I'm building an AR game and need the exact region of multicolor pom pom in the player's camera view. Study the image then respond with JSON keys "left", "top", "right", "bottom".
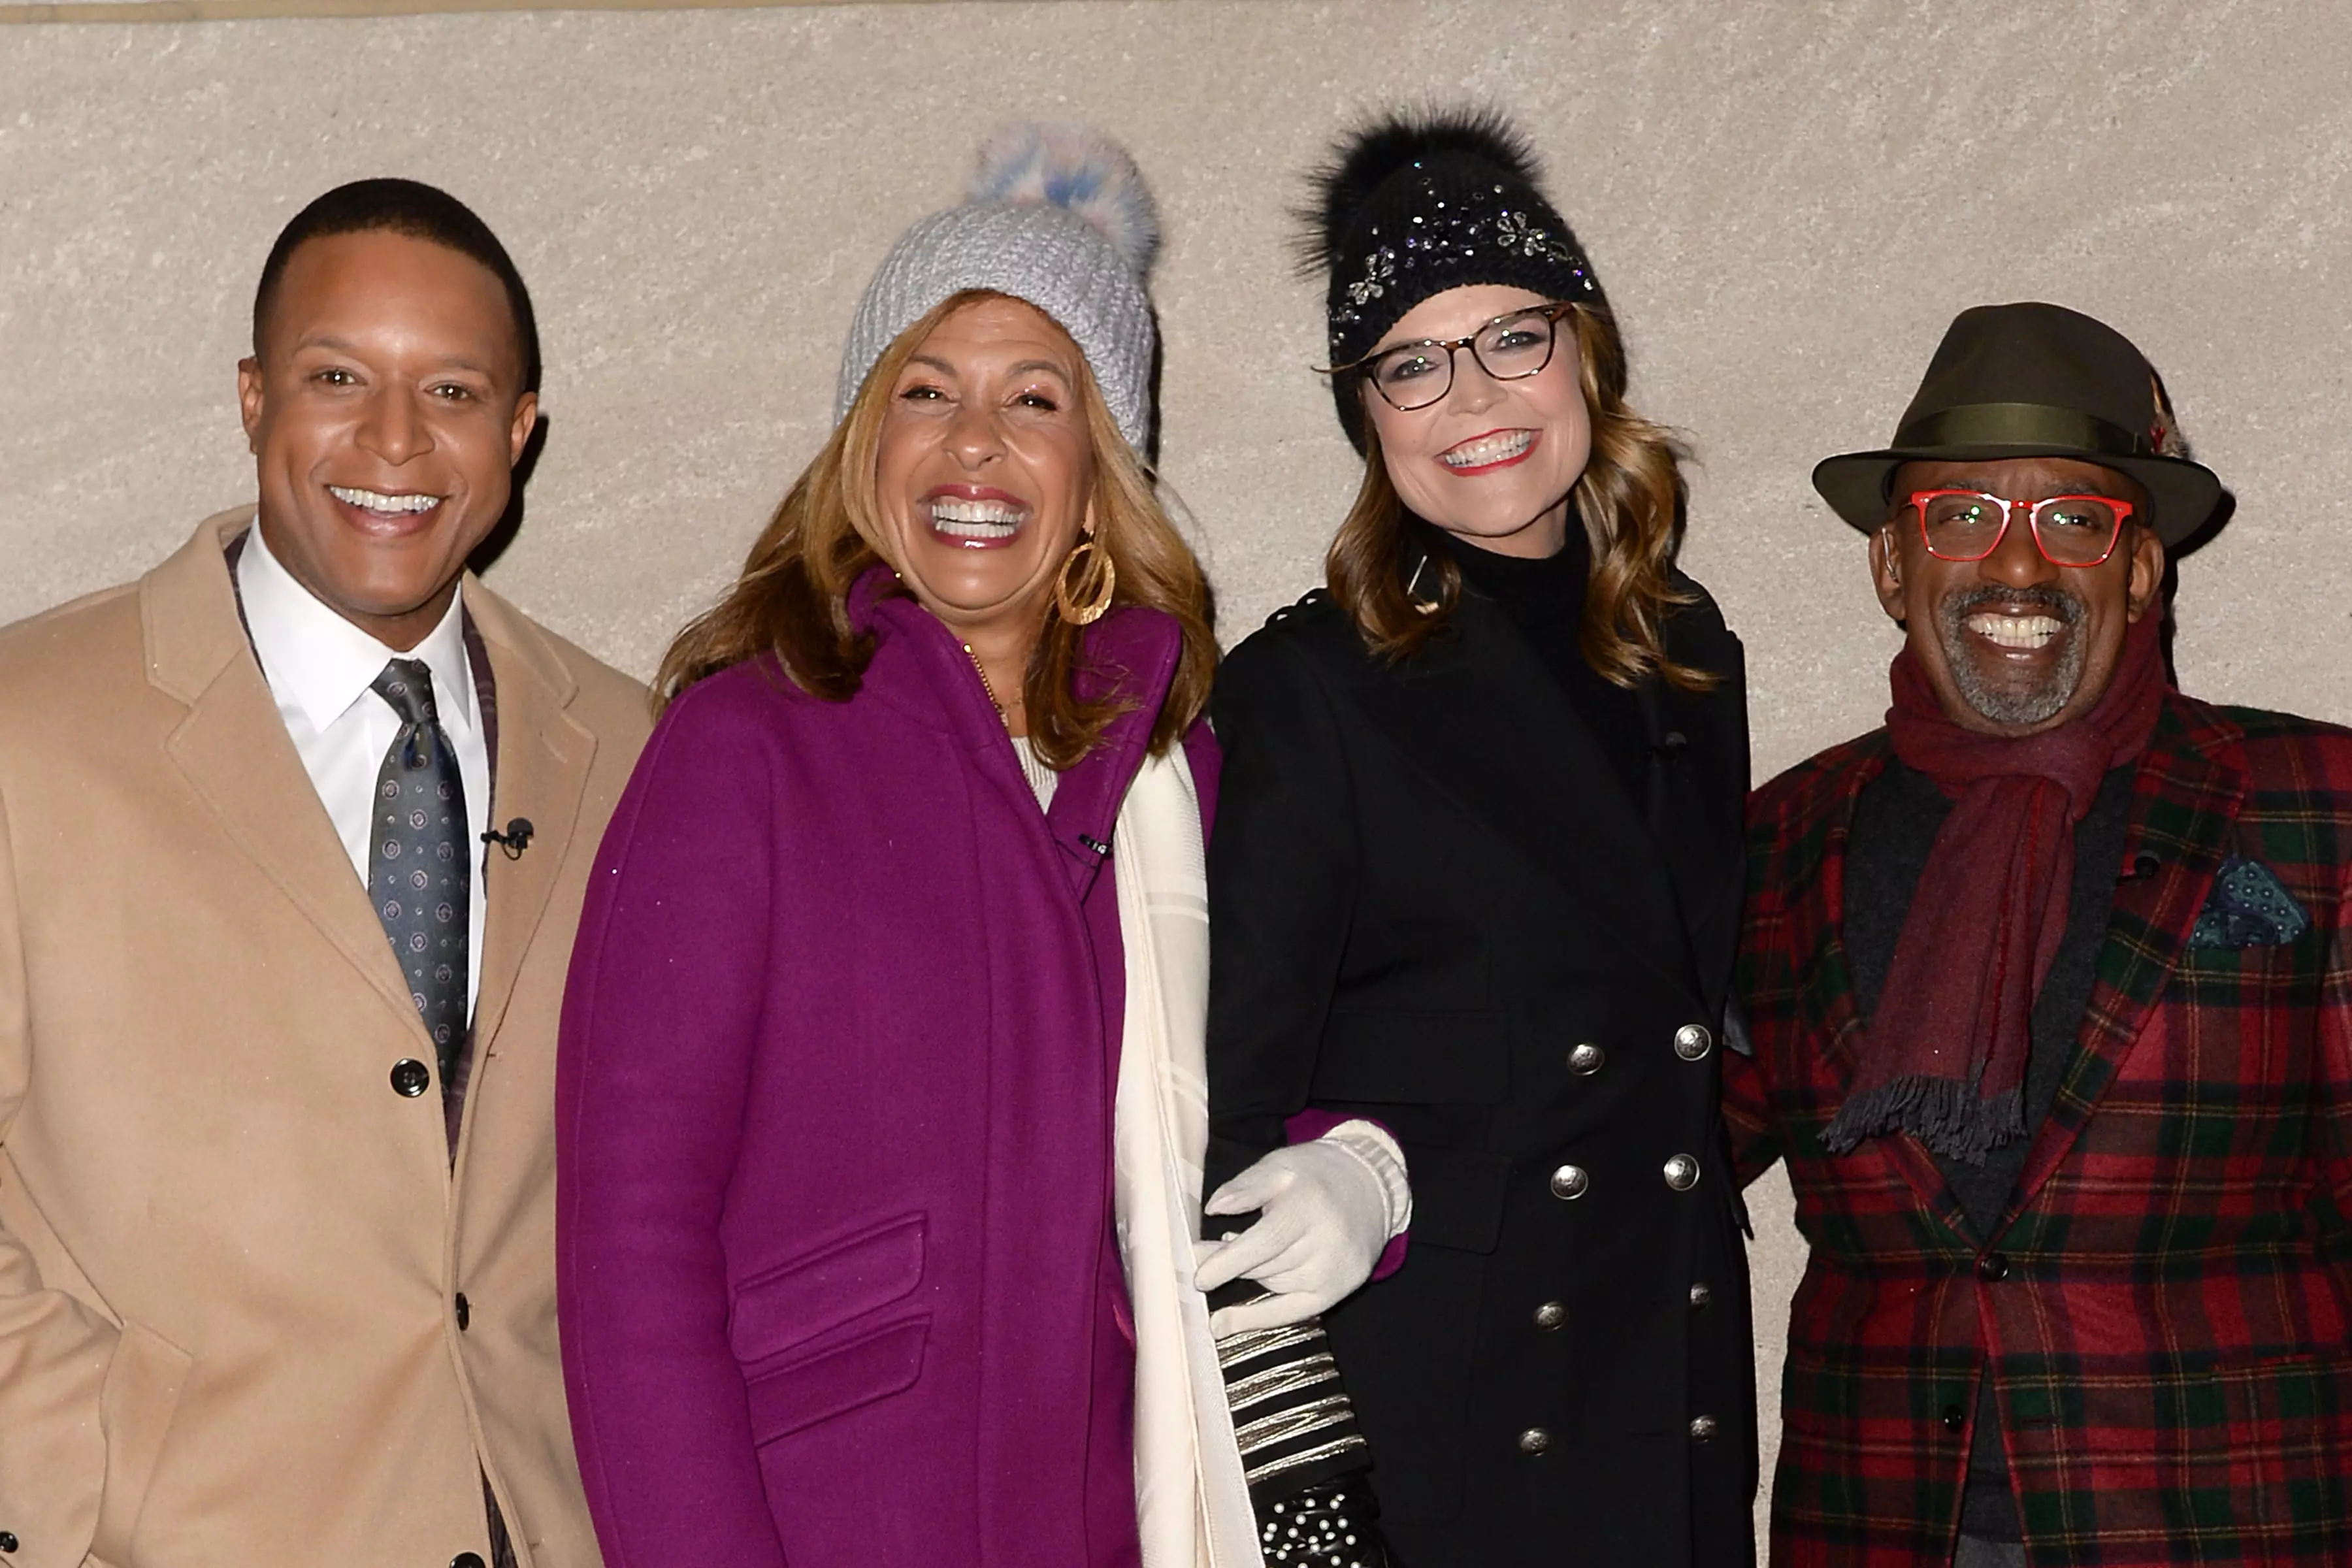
{"left": 968, "top": 121, "right": 1161, "bottom": 274}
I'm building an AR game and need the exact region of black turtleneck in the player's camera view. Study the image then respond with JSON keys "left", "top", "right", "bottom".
{"left": 1445, "top": 523, "right": 1651, "bottom": 807}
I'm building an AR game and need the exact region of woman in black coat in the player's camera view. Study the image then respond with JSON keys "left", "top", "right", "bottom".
{"left": 1200, "top": 112, "right": 1757, "bottom": 1568}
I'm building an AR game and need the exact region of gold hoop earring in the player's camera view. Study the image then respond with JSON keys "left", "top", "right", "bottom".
{"left": 1054, "top": 532, "right": 1117, "bottom": 625}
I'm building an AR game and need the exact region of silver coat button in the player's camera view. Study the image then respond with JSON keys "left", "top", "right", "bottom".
{"left": 1567, "top": 1041, "right": 1605, "bottom": 1075}
{"left": 1549, "top": 1164, "right": 1590, "bottom": 1200}
{"left": 1663, "top": 1154, "right": 1700, "bottom": 1192}
{"left": 1532, "top": 1299, "right": 1567, "bottom": 1331}
{"left": 1690, "top": 1414, "right": 1720, "bottom": 1441}
{"left": 1674, "top": 1023, "right": 1713, "bottom": 1061}
{"left": 1518, "top": 1427, "right": 1552, "bottom": 1454}
{"left": 1689, "top": 1282, "right": 1714, "bottom": 1309}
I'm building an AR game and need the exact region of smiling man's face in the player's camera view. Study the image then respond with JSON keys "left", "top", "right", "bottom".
{"left": 238, "top": 228, "right": 537, "bottom": 651}
{"left": 1872, "top": 455, "right": 2166, "bottom": 736}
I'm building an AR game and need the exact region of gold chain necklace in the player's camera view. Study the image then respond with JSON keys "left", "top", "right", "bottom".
{"left": 962, "top": 642, "right": 1009, "bottom": 730}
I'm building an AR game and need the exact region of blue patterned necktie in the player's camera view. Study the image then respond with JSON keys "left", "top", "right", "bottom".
{"left": 368, "top": 658, "right": 470, "bottom": 1098}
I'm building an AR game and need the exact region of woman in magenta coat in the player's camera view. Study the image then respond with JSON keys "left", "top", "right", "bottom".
{"left": 553, "top": 129, "right": 1236, "bottom": 1567}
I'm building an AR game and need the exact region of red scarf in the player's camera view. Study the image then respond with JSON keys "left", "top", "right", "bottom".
{"left": 1823, "top": 612, "right": 2168, "bottom": 1164}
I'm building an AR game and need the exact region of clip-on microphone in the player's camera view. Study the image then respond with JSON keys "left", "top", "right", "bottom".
{"left": 481, "top": 817, "right": 535, "bottom": 860}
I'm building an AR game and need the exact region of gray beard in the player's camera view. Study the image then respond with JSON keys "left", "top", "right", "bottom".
{"left": 1932, "top": 585, "right": 2087, "bottom": 727}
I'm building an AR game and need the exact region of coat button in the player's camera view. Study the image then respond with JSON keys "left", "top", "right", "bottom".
{"left": 1567, "top": 1042, "right": 1605, "bottom": 1075}
{"left": 1673, "top": 1023, "right": 1713, "bottom": 1061}
{"left": 453, "top": 1554, "right": 487, "bottom": 1568}
{"left": 1517, "top": 1427, "right": 1552, "bottom": 1455}
{"left": 1689, "top": 1282, "right": 1714, "bottom": 1309}
{"left": 1532, "top": 1300, "right": 1566, "bottom": 1331}
{"left": 389, "top": 1058, "right": 431, "bottom": 1098}
{"left": 455, "top": 1292, "right": 471, "bottom": 1332}
{"left": 1548, "top": 1164, "right": 1590, "bottom": 1200}
{"left": 1690, "top": 1414, "right": 1720, "bottom": 1441}
{"left": 1977, "top": 1251, "right": 2011, "bottom": 1282}
{"left": 1662, "top": 1154, "right": 1701, "bottom": 1192}
{"left": 0, "top": 1531, "right": 18, "bottom": 1554}
{"left": 1941, "top": 1404, "right": 1967, "bottom": 1433}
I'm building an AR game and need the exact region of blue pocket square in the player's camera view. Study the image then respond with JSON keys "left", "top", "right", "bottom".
{"left": 2189, "top": 855, "right": 2311, "bottom": 949}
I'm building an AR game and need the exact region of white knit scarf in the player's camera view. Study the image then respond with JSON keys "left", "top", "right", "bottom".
{"left": 1109, "top": 749, "right": 1264, "bottom": 1568}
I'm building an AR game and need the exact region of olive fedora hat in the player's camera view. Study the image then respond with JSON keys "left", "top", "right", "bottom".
{"left": 1812, "top": 301, "right": 2223, "bottom": 546}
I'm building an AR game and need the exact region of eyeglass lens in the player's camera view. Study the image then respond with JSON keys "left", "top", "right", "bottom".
{"left": 1368, "top": 307, "right": 1562, "bottom": 410}
{"left": 1918, "top": 493, "right": 2126, "bottom": 566}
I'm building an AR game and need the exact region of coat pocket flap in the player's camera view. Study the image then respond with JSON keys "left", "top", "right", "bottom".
{"left": 743, "top": 1318, "right": 929, "bottom": 1446}
{"left": 1311, "top": 1010, "right": 1509, "bottom": 1104}
{"left": 1403, "top": 1147, "right": 1513, "bottom": 1254}
{"left": 729, "top": 1212, "right": 926, "bottom": 1366}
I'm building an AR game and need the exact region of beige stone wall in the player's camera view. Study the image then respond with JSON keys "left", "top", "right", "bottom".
{"left": 7, "top": 0, "right": 2351, "bottom": 1542}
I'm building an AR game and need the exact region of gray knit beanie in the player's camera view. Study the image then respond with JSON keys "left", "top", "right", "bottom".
{"left": 836, "top": 123, "right": 1162, "bottom": 450}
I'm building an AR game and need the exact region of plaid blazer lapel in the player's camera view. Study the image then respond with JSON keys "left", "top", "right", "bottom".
{"left": 1779, "top": 732, "right": 1989, "bottom": 1236}
{"left": 2006, "top": 694, "right": 2246, "bottom": 1220}
{"left": 1782, "top": 738, "right": 1877, "bottom": 1086}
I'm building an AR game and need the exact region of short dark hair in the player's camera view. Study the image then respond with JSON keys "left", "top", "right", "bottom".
{"left": 253, "top": 178, "right": 541, "bottom": 392}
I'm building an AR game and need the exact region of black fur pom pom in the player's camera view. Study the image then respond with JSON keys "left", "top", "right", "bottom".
{"left": 1298, "top": 106, "right": 1543, "bottom": 275}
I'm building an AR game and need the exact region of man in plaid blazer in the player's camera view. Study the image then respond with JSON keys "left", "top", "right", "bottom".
{"left": 1726, "top": 302, "right": 2352, "bottom": 1568}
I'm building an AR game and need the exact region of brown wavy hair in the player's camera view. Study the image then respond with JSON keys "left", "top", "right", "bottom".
{"left": 1326, "top": 302, "right": 1715, "bottom": 691}
{"left": 657, "top": 289, "right": 1215, "bottom": 767}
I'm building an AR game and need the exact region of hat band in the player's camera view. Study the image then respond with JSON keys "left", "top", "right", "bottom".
{"left": 1893, "top": 402, "right": 2154, "bottom": 460}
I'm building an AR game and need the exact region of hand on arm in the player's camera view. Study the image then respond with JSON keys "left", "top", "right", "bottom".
{"left": 1194, "top": 1120, "right": 1410, "bottom": 1333}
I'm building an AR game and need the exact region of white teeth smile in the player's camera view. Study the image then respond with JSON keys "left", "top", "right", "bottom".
{"left": 929, "top": 498, "right": 1026, "bottom": 539}
{"left": 1441, "top": 430, "right": 1534, "bottom": 469}
{"left": 1965, "top": 612, "right": 2065, "bottom": 650}
{"left": 330, "top": 485, "right": 442, "bottom": 515}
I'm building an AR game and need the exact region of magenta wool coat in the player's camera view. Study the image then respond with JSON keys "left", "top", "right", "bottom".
{"left": 555, "top": 579, "right": 1215, "bottom": 1568}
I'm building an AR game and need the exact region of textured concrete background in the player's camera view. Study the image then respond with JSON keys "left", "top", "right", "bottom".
{"left": 6, "top": 0, "right": 2351, "bottom": 1544}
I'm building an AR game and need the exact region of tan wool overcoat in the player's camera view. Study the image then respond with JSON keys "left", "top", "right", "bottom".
{"left": 0, "top": 512, "right": 652, "bottom": 1568}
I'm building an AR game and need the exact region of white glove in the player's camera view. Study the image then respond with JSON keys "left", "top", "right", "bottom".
{"left": 1193, "top": 1120, "right": 1411, "bottom": 1336}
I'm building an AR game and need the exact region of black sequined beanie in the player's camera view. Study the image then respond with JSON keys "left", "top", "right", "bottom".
{"left": 1306, "top": 109, "right": 1607, "bottom": 452}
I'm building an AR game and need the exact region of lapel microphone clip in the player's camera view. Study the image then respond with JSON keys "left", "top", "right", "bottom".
{"left": 482, "top": 818, "right": 536, "bottom": 860}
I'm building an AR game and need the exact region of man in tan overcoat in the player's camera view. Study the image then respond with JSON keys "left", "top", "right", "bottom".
{"left": 0, "top": 180, "right": 649, "bottom": 1567}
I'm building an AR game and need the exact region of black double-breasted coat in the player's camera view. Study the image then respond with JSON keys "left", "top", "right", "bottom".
{"left": 1204, "top": 572, "right": 1756, "bottom": 1567}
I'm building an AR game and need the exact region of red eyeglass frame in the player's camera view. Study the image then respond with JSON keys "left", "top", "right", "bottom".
{"left": 1902, "top": 488, "right": 2137, "bottom": 568}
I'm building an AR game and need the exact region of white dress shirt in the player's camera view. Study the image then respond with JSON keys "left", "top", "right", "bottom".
{"left": 237, "top": 518, "right": 491, "bottom": 1018}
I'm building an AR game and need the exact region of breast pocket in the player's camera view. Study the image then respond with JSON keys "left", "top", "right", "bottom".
{"left": 730, "top": 1213, "right": 929, "bottom": 1445}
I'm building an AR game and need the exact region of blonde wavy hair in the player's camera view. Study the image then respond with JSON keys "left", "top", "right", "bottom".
{"left": 1326, "top": 302, "right": 1715, "bottom": 691}
{"left": 657, "top": 290, "right": 1214, "bottom": 768}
